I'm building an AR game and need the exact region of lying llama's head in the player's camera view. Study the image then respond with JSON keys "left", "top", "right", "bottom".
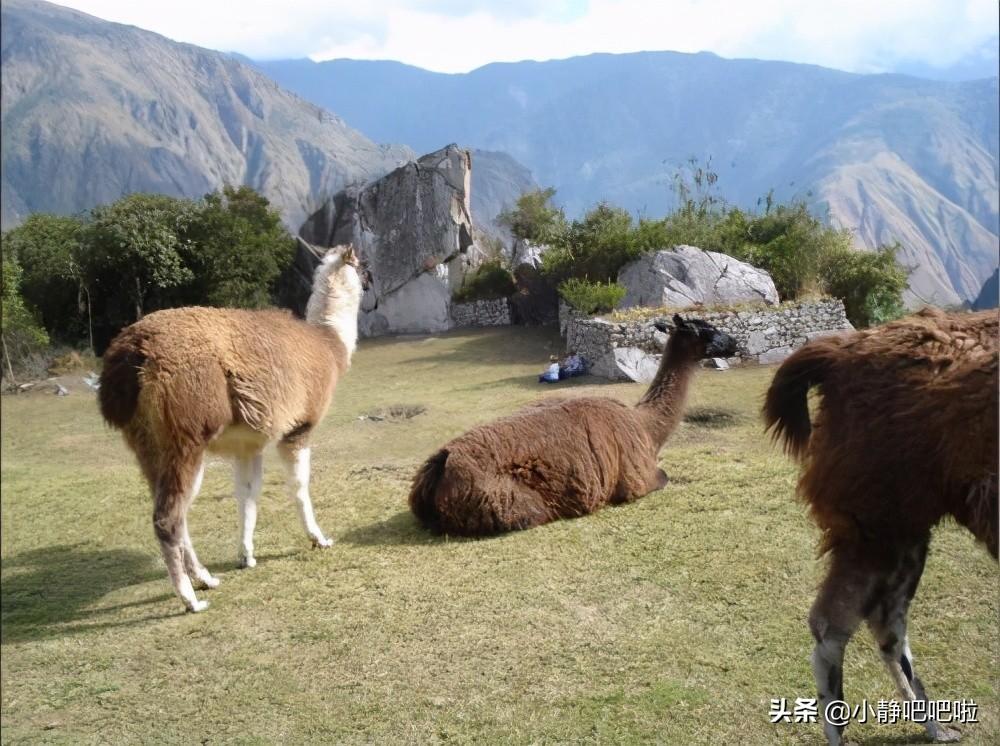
{"left": 655, "top": 315, "right": 738, "bottom": 359}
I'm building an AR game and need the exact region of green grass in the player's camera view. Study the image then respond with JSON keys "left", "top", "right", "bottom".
{"left": 1, "top": 327, "right": 996, "bottom": 744}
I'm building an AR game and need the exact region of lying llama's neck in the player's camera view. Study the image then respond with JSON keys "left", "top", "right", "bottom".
{"left": 305, "top": 263, "right": 360, "bottom": 363}
{"left": 635, "top": 338, "right": 701, "bottom": 448}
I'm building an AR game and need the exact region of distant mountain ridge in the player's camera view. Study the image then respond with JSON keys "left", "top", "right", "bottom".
{"left": 253, "top": 53, "right": 999, "bottom": 305}
{"left": 0, "top": 0, "right": 414, "bottom": 232}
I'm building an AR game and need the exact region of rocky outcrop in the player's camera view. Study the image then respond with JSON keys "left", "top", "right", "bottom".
{"left": 618, "top": 246, "right": 780, "bottom": 309}
{"left": 295, "top": 145, "right": 482, "bottom": 335}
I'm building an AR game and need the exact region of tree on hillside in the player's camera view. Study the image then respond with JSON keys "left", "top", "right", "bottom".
{"left": 3, "top": 213, "right": 93, "bottom": 349}
{"left": 181, "top": 185, "right": 296, "bottom": 308}
{"left": 84, "top": 193, "right": 197, "bottom": 323}
{"left": 0, "top": 251, "right": 49, "bottom": 378}
{"left": 497, "top": 188, "right": 568, "bottom": 244}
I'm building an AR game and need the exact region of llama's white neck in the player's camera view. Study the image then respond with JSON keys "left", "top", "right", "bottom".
{"left": 305, "top": 260, "right": 361, "bottom": 362}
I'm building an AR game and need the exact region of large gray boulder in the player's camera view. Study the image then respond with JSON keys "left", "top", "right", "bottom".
{"left": 591, "top": 347, "right": 660, "bottom": 383}
{"left": 618, "top": 246, "right": 779, "bottom": 309}
{"left": 295, "top": 144, "right": 482, "bottom": 335}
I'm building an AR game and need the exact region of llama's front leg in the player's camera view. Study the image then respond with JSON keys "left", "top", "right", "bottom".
{"left": 234, "top": 454, "right": 264, "bottom": 568}
{"left": 180, "top": 460, "right": 219, "bottom": 590}
{"left": 278, "top": 444, "right": 332, "bottom": 548}
{"left": 867, "top": 540, "right": 961, "bottom": 743}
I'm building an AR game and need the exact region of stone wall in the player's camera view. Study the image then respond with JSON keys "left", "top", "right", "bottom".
{"left": 564, "top": 299, "right": 854, "bottom": 378}
{"left": 450, "top": 297, "right": 512, "bottom": 328}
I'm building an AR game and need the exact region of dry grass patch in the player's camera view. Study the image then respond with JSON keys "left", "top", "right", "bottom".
{"left": 1, "top": 326, "right": 996, "bottom": 744}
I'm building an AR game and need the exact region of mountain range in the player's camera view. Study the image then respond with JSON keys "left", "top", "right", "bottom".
{"left": 2, "top": 0, "right": 997, "bottom": 307}
{"left": 253, "top": 54, "right": 999, "bottom": 305}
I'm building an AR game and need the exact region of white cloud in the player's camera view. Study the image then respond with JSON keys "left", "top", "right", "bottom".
{"left": 53, "top": 0, "right": 999, "bottom": 75}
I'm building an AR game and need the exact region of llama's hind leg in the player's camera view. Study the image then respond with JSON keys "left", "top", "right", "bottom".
{"left": 277, "top": 442, "right": 332, "bottom": 548}
{"left": 234, "top": 454, "right": 264, "bottom": 568}
{"left": 866, "top": 539, "right": 961, "bottom": 743}
{"left": 808, "top": 546, "right": 869, "bottom": 746}
{"left": 154, "top": 457, "right": 208, "bottom": 613}
{"left": 180, "top": 460, "right": 219, "bottom": 590}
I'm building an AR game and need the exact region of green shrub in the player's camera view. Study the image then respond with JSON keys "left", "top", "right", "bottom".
{"left": 819, "top": 243, "right": 909, "bottom": 327}
{"left": 497, "top": 188, "right": 568, "bottom": 244}
{"left": 558, "top": 278, "right": 626, "bottom": 315}
{"left": 1, "top": 252, "right": 49, "bottom": 378}
{"left": 453, "top": 260, "right": 516, "bottom": 303}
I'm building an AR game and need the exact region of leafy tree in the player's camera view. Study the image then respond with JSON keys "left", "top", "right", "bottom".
{"left": 0, "top": 251, "right": 49, "bottom": 378}
{"left": 498, "top": 188, "right": 568, "bottom": 244}
{"left": 2, "top": 213, "right": 92, "bottom": 348}
{"left": 180, "top": 185, "right": 295, "bottom": 308}
{"left": 84, "top": 193, "right": 197, "bottom": 322}
{"left": 820, "top": 243, "right": 909, "bottom": 327}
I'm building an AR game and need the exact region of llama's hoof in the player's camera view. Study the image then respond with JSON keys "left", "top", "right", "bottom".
{"left": 238, "top": 555, "right": 257, "bottom": 569}
{"left": 311, "top": 536, "right": 333, "bottom": 549}
{"left": 193, "top": 574, "right": 220, "bottom": 590}
{"left": 185, "top": 599, "right": 209, "bottom": 613}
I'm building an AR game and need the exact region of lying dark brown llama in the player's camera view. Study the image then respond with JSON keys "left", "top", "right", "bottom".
{"left": 409, "top": 315, "right": 737, "bottom": 535}
{"left": 764, "top": 307, "right": 998, "bottom": 745}
{"left": 99, "top": 243, "right": 366, "bottom": 612}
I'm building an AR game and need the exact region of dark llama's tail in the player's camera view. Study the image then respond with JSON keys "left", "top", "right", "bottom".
{"left": 763, "top": 343, "right": 837, "bottom": 461}
{"left": 409, "top": 449, "right": 449, "bottom": 529}
{"left": 98, "top": 339, "right": 145, "bottom": 429}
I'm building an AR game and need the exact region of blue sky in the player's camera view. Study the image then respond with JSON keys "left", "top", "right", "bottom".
{"left": 56, "top": 0, "right": 999, "bottom": 77}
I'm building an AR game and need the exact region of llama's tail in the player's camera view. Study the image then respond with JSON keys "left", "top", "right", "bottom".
{"left": 98, "top": 337, "right": 145, "bottom": 430}
{"left": 409, "top": 448, "right": 449, "bottom": 529}
{"left": 763, "top": 342, "right": 838, "bottom": 460}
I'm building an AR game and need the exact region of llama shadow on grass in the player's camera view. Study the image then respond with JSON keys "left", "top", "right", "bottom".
{"left": 1, "top": 543, "right": 172, "bottom": 643}
{"left": 340, "top": 510, "right": 480, "bottom": 547}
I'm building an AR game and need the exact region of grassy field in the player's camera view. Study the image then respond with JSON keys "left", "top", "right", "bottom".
{"left": 1, "top": 327, "right": 996, "bottom": 744}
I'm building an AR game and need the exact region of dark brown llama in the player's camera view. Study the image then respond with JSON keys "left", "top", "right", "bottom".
{"left": 764, "top": 307, "right": 998, "bottom": 745}
{"left": 409, "top": 314, "right": 737, "bottom": 536}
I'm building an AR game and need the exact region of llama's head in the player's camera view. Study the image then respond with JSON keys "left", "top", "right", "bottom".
{"left": 301, "top": 240, "right": 367, "bottom": 333}
{"left": 655, "top": 315, "right": 738, "bottom": 359}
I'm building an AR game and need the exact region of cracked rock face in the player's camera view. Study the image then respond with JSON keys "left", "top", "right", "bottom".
{"left": 295, "top": 144, "right": 482, "bottom": 335}
{"left": 618, "top": 245, "right": 780, "bottom": 309}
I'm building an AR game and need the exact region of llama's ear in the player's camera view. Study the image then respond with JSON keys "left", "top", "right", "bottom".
{"left": 342, "top": 245, "right": 360, "bottom": 266}
{"left": 672, "top": 313, "right": 688, "bottom": 330}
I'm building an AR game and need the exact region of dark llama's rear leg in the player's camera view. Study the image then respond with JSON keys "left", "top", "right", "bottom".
{"left": 808, "top": 545, "right": 869, "bottom": 746}
{"left": 865, "top": 537, "right": 961, "bottom": 743}
{"left": 179, "top": 458, "right": 219, "bottom": 590}
{"left": 154, "top": 451, "right": 210, "bottom": 612}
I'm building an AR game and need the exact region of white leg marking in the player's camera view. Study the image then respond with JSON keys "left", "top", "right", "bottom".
{"left": 161, "top": 542, "right": 208, "bottom": 612}
{"left": 283, "top": 447, "right": 332, "bottom": 548}
{"left": 234, "top": 454, "right": 263, "bottom": 568}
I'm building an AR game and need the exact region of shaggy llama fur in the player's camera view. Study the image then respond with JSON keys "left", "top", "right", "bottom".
{"left": 764, "top": 307, "right": 998, "bottom": 745}
{"left": 99, "top": 243, "right": 364, "bottom": 612}
{"left": 409, "top": 315, "right": 737, "bottom": 536}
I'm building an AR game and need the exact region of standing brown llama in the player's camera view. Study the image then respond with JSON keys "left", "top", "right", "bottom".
{"left": 99, "top": 243, "right": 366, "bottom": 613}
{"left": 764, "top": 307, "right": 998, "bottom": 745}
{"left": 409, "top": 315, "right": 737, "bottom": 536}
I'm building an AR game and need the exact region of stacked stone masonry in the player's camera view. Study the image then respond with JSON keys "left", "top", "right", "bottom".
{"left": 450, "top": 298, "right": 512, "bottom": 328}
{"left": 563, "top": 300, "right": 854, "bottom": 372}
